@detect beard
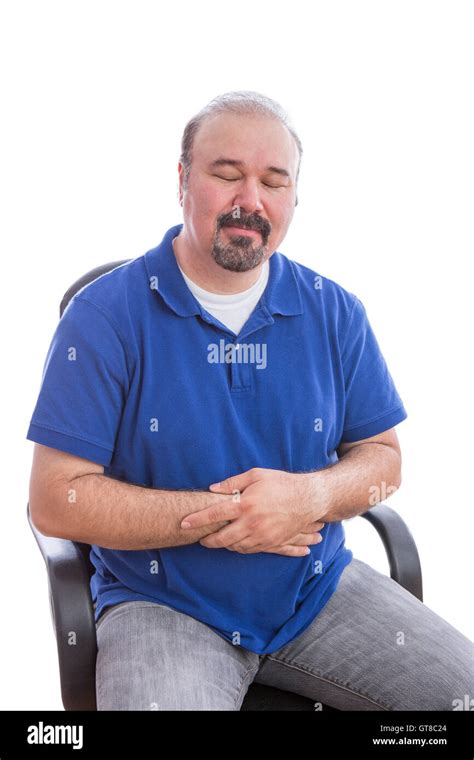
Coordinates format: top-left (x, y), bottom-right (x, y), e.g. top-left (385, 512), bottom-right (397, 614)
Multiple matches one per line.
top-left (211, 226), bottom-right (269, 273)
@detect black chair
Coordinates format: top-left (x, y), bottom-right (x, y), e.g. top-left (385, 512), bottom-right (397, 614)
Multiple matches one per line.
top-left (27, 260), bottom-right (423, 711)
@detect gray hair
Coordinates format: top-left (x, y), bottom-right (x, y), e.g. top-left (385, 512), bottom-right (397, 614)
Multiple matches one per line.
top-left (179, 90), bottom-right (302, 199)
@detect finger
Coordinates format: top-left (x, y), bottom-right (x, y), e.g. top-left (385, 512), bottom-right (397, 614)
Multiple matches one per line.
top-left (304, 521), bottom-right (326, 531)
top-left (288, 532), bottom-right (324, 546)
top-left (237, 532), bottom-right (324, 554)
top-left (181, 498), bottom-right (241, 530)
top-left (200, 520), bottom-right (232, 537)
top-left (283, 532), bottom-right (323, 545)
top-left (208, 468), bottom-right (261, 495)
top-left (200, 524), bottom-right (252, 549)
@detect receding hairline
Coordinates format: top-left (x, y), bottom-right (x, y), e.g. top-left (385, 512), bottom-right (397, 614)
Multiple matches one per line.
top-left (179, 90), bottom-right (303, 185)
top-left (191, 110), bottom-right (299, 169)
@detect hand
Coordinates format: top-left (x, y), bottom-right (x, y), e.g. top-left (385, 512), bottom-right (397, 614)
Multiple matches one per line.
top-left (203, 519), bottom-right (325, 556)
top-left (180, 467), bottom-right (328, 553)
top-left (258, 519), bottom-right (326, 557)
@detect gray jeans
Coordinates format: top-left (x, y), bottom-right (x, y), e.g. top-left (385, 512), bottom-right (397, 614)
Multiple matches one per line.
top-left (95, 557), bottom-right (473, 710)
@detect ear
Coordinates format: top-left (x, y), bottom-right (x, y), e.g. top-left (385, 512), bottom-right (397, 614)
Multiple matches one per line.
top-left (177, 162), bottom-right (185, 206)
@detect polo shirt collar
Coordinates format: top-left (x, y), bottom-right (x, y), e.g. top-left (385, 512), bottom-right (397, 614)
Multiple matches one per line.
top-left (144, 223), bottom-right (303, 319)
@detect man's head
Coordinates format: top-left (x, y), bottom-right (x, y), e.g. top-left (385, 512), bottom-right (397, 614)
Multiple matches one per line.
top-left (177, 91), bottom-right (302, 274)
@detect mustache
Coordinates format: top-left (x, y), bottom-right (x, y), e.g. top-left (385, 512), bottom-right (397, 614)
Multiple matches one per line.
top-left (219, 214), bottom-right (270, 237)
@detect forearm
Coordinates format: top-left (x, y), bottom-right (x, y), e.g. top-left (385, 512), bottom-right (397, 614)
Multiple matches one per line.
top-left (44, 473), bottom-right (229, 550)
top-left (306, 443), bottom-right (402, 522)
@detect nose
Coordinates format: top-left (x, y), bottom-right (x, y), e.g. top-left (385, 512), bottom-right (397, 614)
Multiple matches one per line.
top-left (232, 177), bottom-right (264, 215)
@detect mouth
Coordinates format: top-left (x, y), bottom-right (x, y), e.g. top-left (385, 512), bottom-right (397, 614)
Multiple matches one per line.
top-left (222, 225), bottom-right (261, 238)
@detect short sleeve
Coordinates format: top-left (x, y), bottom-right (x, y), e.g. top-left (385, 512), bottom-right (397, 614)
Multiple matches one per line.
top-left (339, 296), bottom-right (407, 443)
top-left (26, 296), bottom-right (131, 466)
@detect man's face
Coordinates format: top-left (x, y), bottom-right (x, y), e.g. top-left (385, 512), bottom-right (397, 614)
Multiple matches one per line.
top-left (178, 112), bottom-right (299, 273)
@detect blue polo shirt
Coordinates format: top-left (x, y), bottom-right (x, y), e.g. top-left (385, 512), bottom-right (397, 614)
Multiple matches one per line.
top-left (26, 223), bottom-right (407, 654)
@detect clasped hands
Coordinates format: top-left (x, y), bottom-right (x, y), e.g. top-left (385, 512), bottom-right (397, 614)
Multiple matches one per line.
top-left (180, 467), bottom-right (328, 557)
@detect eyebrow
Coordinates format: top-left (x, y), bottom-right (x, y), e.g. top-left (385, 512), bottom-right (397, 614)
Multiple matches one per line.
top-left (209, 158), bottom-right (291, 180)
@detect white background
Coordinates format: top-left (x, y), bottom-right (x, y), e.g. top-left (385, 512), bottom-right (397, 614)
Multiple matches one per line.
top-left (0, 0), bottom-right (472, 710)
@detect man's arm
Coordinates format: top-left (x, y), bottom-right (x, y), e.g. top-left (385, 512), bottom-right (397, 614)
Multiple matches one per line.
top-left (29, 443), bottom-right (231, 550)
top-left (178, 428), bottom-right (403, 551)
top-left (314, 428), bottom-right (402, 522)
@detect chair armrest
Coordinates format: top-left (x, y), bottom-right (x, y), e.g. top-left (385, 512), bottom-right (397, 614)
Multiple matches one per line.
top-left (27, 503), bottom-right (97, 710)
top-left (360, 503), bottom-right (423, 602)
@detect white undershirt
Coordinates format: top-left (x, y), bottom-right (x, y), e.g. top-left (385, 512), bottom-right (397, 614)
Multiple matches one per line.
top-left (177, 260), bottom-right (270, 335)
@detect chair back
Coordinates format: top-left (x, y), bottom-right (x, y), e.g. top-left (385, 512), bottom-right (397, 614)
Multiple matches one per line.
top-left (59, 259), bottom-right (131, 317)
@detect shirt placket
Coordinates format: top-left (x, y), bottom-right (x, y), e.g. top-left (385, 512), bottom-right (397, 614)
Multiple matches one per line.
top-left (200, 305), bottom-right (274, 395)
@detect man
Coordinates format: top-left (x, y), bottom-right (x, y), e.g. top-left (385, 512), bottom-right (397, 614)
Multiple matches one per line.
top-left (27, 91), bottom-right (473, 710)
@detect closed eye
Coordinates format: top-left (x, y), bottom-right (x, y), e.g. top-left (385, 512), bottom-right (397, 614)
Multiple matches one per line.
top-left (214, 175), bottom-right (284, 188)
